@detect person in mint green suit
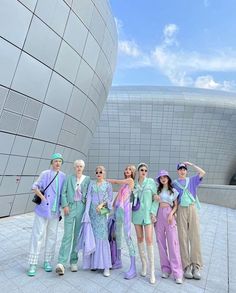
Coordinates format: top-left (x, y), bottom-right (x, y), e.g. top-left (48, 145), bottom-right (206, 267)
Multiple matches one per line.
top-left (132, 163), bottom-right (158, 284)
top-left (56, 160), bottom-right (90, 275)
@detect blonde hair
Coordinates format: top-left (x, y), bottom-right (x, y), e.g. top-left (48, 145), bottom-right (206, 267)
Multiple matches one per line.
top-left (95, 165), bottom-right (106, 178)
top-left (74, 159), bottom-right (85, 168)
top-left (124, 164), bottom-right (136, 180)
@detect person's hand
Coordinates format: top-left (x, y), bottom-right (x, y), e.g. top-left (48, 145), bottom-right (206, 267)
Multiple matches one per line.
top-left (183, 161), bottom-right (193, 166)
top-left (96, 203), bottom-right (103, 213)
top-left (41, 195), bottom-right (46, 201)
top-left (167, 213), bottom-right (173, 225)
top-left (151, 214), bottom-right (157, 223)
top-left (153, 194), bottom-right (161, 202)
top-left (63, 206), bottom-right (69, 216)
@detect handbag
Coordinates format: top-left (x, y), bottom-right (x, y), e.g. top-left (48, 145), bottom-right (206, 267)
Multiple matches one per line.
top-left (108, 217), bottom-right (117, 265)
top-left (132, 197), bottom-right (140, 211)
top-left (32, 171), bottom-right (59, 205)
top-left (100, 207), bottom-right (110, 215)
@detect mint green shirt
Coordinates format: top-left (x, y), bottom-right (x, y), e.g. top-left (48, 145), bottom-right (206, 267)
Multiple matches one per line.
top-left (51, 173), bottom-right (59, 213)
top-left (132, 178), bottom-right (158, 225)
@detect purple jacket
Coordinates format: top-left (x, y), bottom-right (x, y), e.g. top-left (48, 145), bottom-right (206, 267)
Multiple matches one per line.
top-left (32, 169), bottom-right (66, 218)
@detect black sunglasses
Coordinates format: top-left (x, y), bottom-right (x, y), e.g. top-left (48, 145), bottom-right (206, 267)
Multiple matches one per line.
top-left (140, 169), bottom-right (147, 172)
top-left (96, 171), bottom-right (103, 174)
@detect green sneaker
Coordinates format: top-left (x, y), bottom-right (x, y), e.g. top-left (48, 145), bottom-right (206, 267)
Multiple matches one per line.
top-left (27, 264), bottom-right (37, 277)
top-left (44, 261), bottom-right (53, 272)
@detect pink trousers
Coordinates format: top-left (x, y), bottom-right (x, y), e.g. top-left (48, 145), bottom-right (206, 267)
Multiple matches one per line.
top-left (155, 206), bottom-right (183, 279)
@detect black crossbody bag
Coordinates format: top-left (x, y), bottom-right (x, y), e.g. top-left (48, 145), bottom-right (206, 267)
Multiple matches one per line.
top-left (32, 171), bottom-right (59, 205)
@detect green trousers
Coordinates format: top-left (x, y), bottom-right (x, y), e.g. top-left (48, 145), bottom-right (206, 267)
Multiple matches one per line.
top-left (58, 202), bottom-right (85, 265)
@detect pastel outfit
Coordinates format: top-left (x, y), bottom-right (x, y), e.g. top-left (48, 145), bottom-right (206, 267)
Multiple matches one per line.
top-left (132, 178), bottom-right (158, 225)
top-left (28, 170), bottom-right (66, 265)
top-left (114, 184), bottom-right (135, 256)
top-left (173, 175), bottom-right (203, 269)
top-left (154, 188), bottom-right (183, 279)
top-left (82, 181), bottom-right (113, 269)
top-left (58, 174), bottom-right (90, 266)
top-left (132, 177), bottom-right (158, 284)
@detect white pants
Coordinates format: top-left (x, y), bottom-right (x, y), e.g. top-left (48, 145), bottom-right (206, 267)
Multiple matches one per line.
top-left (28, 213), bottom-right (59, 265)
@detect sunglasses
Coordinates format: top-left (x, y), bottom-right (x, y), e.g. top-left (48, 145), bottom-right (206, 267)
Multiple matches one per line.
top-left (96, 171), bottom-right (103, 174)
top-left (140, 169), bottom-right (147, 172)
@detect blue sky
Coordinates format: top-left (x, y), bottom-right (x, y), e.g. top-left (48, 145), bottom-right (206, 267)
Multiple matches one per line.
top-left (110, 0), bottom-right (236, 92)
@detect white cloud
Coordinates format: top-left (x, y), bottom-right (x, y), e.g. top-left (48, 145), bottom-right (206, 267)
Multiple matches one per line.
top-left (195, 75), bottom-right (236, 91)
top-left (116, 21), bottom-right (236, 92)
top-left (195, 75), bottom-right (220, 89)
top-left (163, 24), bottom-right (179, 46)
top-left (118, 40), bottom-right (141, 57)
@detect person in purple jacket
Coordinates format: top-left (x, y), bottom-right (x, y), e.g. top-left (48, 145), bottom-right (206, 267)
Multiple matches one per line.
top-left (173, 162), bottom-right (205, 280)
top-left (27, 153), bottom-right (66, 277)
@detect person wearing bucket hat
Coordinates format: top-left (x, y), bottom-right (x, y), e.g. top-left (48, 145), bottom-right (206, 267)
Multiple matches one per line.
top-left (27, 153), bottom-right (66, 277)
top-left (173, 162), bottom-right (206, 280)
top-left (51, 153), bottom-right (64, 164)
top-left (154, 170), bottom-right (183, 284)
top-left (132, 163), bottom-right (158, 284)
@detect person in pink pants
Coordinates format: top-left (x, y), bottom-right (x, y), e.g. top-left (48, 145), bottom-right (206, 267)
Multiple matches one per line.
top-left (154, 170), bottom-right (183, 284)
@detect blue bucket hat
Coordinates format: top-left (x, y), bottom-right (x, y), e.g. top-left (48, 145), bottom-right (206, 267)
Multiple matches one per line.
top-left (51, 153), bottom-right (63, 164)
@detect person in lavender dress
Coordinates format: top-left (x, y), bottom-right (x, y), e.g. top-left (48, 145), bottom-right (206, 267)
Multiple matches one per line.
top-left (82, 166), bottom-right (113, 277)
top-left (56, 160), bottom-right (90, 275)
top-left (27, 153), bottom-right (66, 276)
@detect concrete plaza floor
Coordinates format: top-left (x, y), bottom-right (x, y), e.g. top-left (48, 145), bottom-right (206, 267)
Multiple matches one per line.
top-left (0, 203), bottom-right (235, 293)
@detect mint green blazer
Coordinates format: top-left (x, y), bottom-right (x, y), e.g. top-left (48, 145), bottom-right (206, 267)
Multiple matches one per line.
top-left (132, 177), bottom-right (158, 225)
top-left (61, 174), bottom-right (90, 208)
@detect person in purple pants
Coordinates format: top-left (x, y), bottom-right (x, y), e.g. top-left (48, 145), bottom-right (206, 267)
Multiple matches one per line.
top-left (154, 170), bottom-right (183, 284)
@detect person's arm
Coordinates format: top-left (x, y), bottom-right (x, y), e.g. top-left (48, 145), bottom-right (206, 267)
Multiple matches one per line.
top-left (184, 161), bottom-right (206, 178)
top-left (32, 171), bottom-right (47, 202)
top-left (61, 177), bottom-right (69, 215)
top-left (85, 183), bottom-right (92, 213)
top-left (167, 199), bottom-right (178, 224)
top-left (107, 178), bottom-right (134, 188)
top-left (149, 179), bottom-right (159, 218)
top-left (32, 188), bottom-right (46, 202)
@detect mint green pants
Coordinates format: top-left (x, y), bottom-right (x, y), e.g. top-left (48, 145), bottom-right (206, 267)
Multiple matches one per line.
top-left (58, 202), bottom-right (85, 265)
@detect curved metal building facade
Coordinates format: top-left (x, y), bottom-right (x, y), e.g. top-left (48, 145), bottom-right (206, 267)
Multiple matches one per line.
top-left (0, 0), bottom-right (117, 217)
top-left (88, 86), bottom-right (236, 185)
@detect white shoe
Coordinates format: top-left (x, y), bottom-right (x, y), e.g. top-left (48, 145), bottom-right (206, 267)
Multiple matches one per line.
top-left (184, 265), bottom-right (193, 279)
top-left (103, 269), bottom-right (110, 277)
top-left (70, 264), bottom-right (78, 272)
top-left (192, 264), bottom-right (201, 280)
top-left (56, 263), bottom-right (65, 275)
top-left (176, 278), bottom-right (183, 284)
top-left (162, 272), bottom-right (170, 279)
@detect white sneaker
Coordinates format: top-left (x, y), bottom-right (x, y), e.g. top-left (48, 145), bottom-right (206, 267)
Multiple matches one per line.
top-left (175, 278), bottom-right (183, 284)
top-left (103, 268), bottom-right (110, 277)
top-left (162, 272), bottom-right (170, 279)
top-left (184, 265), bottom-right (193, 279)
top-left (56, 263), bottom-right (65, 275)
top-left (70, 264), bottom-right (78, 272)
top-left (193, 264), bottom-right (201, 280)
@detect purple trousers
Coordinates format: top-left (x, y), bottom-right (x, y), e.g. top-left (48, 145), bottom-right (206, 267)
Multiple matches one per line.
top-left (155, 206), bottom-right (183, 279)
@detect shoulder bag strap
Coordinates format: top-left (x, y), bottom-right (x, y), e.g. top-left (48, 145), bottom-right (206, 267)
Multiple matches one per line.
top-left (43, 171), bottom-right (59, 193)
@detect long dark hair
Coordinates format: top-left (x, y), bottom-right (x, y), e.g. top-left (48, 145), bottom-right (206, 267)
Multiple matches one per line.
top-left (157, 176), bottom-right (174, 194)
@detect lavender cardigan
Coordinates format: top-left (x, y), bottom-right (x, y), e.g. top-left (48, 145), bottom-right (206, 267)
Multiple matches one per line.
top-left (32, 169), bottom-right (66, 219)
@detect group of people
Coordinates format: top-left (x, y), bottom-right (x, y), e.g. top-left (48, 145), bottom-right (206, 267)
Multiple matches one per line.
top-left (27, 153), bottom-right (205, 286)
